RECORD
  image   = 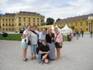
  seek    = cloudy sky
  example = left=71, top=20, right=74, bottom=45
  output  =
left=0, top=0, right=93, bottom=19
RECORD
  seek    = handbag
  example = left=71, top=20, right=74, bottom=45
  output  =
left=27, top=40, right=31, bottom=45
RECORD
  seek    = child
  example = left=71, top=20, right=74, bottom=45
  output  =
left=37, top=40, right=50, bottom=64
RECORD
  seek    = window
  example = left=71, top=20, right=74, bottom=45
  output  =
left=41, top=19, right=44, bottom=23
left=9, top=28, right=11, bottom=31
left=86, top=28, right=88, bottom=31
left=6, top=28, right=7, bottom=31
left=12, top=19, right=14, bottom=21
left=33, top=18, right=35, bottom=22
left=3, top=19, right=4, bottom=21
left=19, top=17, right=21, bottom=21
left=33, top=23, right=35, bottom=26
left=75, top=23, right=77, bottom=26
left=3, top=24, right=4, bottom=26
left=9, top=19, right=10, bottom=22
left=12, top=24, right=14, bottom=26
left=28, top=17, right=30, bottom=22
left=3, top=28, right=5, bottom=31
left=6, top=19, right=7, bottom=21
left=80, top=22, right=82, bottom=26
left=37, top=18, right=39, bottom=22
left=19, top=23, right=21, bottom=26
left=12, top=28, right=14, bottom=31
left=28, top=23, right=30, bottom=25
left=24, top=17, right=26, bottom=22
left=86, top=23, right=88, bottom=26
left=9, top=24, right=11, bottom=26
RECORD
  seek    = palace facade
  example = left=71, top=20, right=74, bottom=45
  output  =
left=55, top=14, right=93, bottom=32
left=0, top=11, right=44, bottom=32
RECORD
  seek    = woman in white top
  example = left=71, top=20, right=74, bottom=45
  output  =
left=21, top=26, right=31, bottom=61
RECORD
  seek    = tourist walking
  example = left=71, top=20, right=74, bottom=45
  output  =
left=76, top=30, right=80, bottom=40
left=80, top=29, right=84, bottom=38
left=90, top=31, right=93, bottom=38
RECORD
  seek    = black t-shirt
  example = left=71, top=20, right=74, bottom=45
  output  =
left=37, top=44, right=49, bottom=54
left=46, top=33, right=55, bottom=43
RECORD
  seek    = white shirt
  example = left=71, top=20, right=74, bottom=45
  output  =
left=41, top=32, right=46, bottom=40
left=36, top=31, right=42, bottom=40
left=22, top=29, right=30, bottom=43
left=30, top=31, right=38, bottom=45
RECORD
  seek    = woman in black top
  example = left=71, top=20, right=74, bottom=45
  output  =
left=45, top=28, right=56, bottom=60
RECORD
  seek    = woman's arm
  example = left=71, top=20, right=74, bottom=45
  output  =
left=42, top=53, right=48, bottom=60
left=39, top=51, right=49, bottom=54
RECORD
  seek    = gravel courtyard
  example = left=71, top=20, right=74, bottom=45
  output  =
left=0, top=34, right=93, bottom=70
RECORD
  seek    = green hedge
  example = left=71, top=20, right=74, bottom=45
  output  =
left=0, top=34, right=21, bottom=41
left=0, top=34, right=71, bottom=41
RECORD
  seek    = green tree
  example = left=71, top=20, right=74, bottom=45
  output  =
left=56, top=18, right=61, bottom=22
left=46, top=17, right=54, bottom=25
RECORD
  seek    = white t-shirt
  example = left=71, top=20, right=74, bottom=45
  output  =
left=41, top=32, right=46, bottom=40
left=36, top=31, right=42, bottom=40
left=30, top=31, right=38, bottom=45
left=22, top=29, right=30, bottom=43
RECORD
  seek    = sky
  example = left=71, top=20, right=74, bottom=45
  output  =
left=0, top=0, right=93, bottom=19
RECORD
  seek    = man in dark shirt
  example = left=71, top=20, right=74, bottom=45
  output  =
left=37, top=41, right=50, bottom=64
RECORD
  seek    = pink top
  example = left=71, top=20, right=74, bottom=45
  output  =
left=55, top=32, right=63, bottom=43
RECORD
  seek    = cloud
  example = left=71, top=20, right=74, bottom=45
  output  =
left=0, top=0, right=7, bottom=5
left=0, top=0, right=93, bottom=19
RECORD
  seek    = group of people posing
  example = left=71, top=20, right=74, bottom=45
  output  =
left=21, top=25, right=63, bottom=64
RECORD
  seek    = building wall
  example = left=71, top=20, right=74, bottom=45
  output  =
left=56, top=18, right=93, bottom=32
left=0, top=12, right=44, bottom=32
left=0, top=15, right=15, bottom=32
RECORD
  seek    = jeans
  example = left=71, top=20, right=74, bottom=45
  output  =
left=31, top=44, right=37, bottom=54
left=37, top=53, right=42, bottom=63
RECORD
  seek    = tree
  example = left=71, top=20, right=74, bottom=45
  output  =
left=56, top=18, right=61, bottom=22
left=46, top=17, right=54, bottom=25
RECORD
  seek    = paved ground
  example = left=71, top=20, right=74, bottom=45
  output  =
left=0, top=34, right=93, bottom=70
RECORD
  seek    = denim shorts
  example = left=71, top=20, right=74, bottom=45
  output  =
left=21, top=41, right=28, bottom=48
left=31, top=44, right=37, bottom=54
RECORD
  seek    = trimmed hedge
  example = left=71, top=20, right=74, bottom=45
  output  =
left=0, top=34, right=21, bottom=41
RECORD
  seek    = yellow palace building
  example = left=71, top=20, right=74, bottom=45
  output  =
left=55, top=14, right=93, bottom=32
left=0, top=11, right=44, bottom=32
